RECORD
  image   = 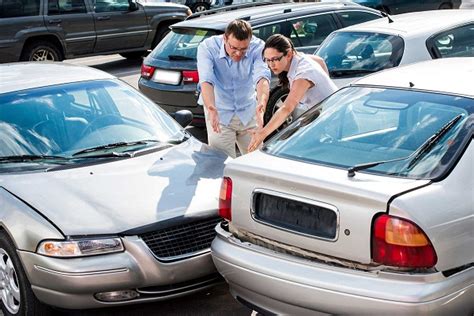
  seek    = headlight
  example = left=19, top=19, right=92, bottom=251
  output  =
left=37, top=238, right=124, bottom=257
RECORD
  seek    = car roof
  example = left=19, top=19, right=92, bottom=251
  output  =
left=352, top=57, right=474, bottom=97
left=175, top=1, right=379, bottom=30
left=338, top=10, right=473, bottom=38
left=0, top=62, right=115, bottom=94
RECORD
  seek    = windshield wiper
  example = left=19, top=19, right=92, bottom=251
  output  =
left=329, top=69, right=377, bottom=78
left=0, top=155, right=70, bottom=163
left=72, top=140, right=163, bottom=158
left=166, top=133, right=190, bottom=145
left=168, top=55, right=194, bottom=61
left=347, top=114, right=463, bottom=177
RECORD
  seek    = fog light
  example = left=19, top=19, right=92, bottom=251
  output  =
left=95, top=290, right=139, bottom=302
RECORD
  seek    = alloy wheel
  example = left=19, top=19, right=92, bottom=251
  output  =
left=0, top=248, right=20, bottom=314
left=195, top=4, right=207, bottom=12
left=31, top=49, right=57, bottom=61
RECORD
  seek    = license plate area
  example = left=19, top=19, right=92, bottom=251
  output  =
left=251, top=190, right=339, bottom=241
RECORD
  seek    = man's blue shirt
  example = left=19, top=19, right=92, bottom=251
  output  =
left=197, top=35, right=271, bottom=126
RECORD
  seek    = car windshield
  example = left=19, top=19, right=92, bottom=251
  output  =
left=150, top=27, right=221, bottom=61
left=0, top=79, right=185, bottom=161
left=263, top=87, right=473, bottom=179
left=316, top=32, right=404, bottom=78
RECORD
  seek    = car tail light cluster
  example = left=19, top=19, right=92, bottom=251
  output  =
left=140, top=63, right=199, bottom=84
left=372, top=214, right=437, bottom=268
left=218, top=177, right=232, bottom=221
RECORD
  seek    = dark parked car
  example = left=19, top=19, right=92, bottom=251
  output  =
left=351, top=0, right=461, bottom=14
left=138, top=2, right=383, bottom=126
left=0, top=0, right=191, bottom=63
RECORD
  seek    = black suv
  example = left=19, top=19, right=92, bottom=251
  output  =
left=0, top=0, right=191, bottom=62
left=138, top=2, right=382, bottom=126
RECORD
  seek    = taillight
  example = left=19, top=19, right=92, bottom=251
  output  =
left=141, top=64, right=155, bottom=80
left=372, top=214, right=437, bottom=268
left=182, top=70, right=199, bottom=83
left=218, top=177, right=232, bottom=221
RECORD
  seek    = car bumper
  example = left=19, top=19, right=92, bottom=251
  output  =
left=212, top=224, right=474, bottom=315
left=19, top=236, right=219, bottom=309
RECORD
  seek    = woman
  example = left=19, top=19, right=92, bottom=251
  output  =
left=248, top=34, right=337, bottom=152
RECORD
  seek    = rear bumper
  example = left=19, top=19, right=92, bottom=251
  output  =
left=20, top=236, right=219, bottom=309
left=212, top=225, right=474, bottom=315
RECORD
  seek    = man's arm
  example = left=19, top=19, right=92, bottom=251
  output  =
left=255, top=78, right=270, bottom=128
left=200, top=82, right=220, bottom=133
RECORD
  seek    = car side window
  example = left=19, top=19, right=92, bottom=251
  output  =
left=0, top=0, right=40, bottom=18
left=336, top=11, right=381, bottom=28
left=94, top=0, right=129, bottom=13
left=288, top=14, right=338, bottom=48
left=253, top=21, right=293, bottom=42
left=48, top=0, right=87, bottom=14
left=430, top=23, right=474, bottom=58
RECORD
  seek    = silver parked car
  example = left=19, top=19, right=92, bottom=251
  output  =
left=0, top=62, right=227, bottom=315
left=212, top=58, right=474, bottom=315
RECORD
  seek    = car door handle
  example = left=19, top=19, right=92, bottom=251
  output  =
left=48, top=19, right=62, bottom=24
left=96, top=16, right=111, bottom=21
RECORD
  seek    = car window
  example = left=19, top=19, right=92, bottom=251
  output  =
left=264, top=87, right=473, bottom=179
left=94, top=0, right=129, bottom=12
left=288, top=14, right=338, bottom=48
left=336, top=10, right=381, bottom=28
left=253, top=21, right=293, bottom=43
left=429, top=23, right=474, bottom=58
left=0, top=0, right=40, bottom=18
left=48, top=0, right=87, bottom=14
left=150, top=28, right=221, bottom=61
left=317, top=32, right=404, bottom=77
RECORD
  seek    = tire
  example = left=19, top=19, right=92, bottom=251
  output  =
left=119, top=51, right=145, bottom=59
left=377, top=5, right=390, bottom=14
left=0, top=232, right=51, bottom=316
left=191, top=2, right=210, bottom=12
left=438, top=2, right=452, bottom=9
left=20, top=41, right=62, bottom=62
left=151, top=26, right=171, bottom=49
left=264, top=86, right=291, bottom=135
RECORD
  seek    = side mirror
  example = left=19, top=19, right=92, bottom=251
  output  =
left=172, top=110, right=193, bottom=128
left=128, top=0, right=138, bottom=11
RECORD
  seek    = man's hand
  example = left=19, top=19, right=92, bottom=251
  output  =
left=256, top=102, right=265, bottom=128
left=207, top=105, right=221, bottom=133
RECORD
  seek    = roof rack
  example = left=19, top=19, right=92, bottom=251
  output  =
left=186, top=1, right=275, bottom=20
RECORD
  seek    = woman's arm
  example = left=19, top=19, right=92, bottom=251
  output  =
left=248, top=78, right=312, bottom=152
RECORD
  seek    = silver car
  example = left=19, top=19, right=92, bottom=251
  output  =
left=0, top=63, right=227, bottom=315
left=211, top=58, right=474, bottom=315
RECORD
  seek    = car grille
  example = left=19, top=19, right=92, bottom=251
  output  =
left=140, top=217, right=221, bottom=261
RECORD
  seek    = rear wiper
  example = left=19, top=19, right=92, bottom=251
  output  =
left=347, top=114, right=463, bottom=177
left=329, top=69, right=377, bottom=78
left=0, top=155, right=70, bottom=163
left=72, top=140, right=163, bottom=157
left=168, top=55, right=194, bottom=61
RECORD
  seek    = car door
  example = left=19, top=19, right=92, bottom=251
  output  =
left=286, top=13, right=339, bottom=54
left=91, top=0, right=148, bottom=52
left=45, top=0, right=95, bottom=55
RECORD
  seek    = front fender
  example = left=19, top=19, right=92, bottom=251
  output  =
left=0, top=187, right=64, bottom=252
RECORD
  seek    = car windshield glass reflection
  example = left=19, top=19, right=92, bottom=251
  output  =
left=264, top=87, right=473, bottom=179
left=0, top=79, right=185, bottom=163
left=317, top=32, right=404, bottom=77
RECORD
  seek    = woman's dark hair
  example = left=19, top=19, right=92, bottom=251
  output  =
left=263, top=34, right=296, bottom=88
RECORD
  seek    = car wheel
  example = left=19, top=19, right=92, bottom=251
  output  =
left=264, top=86, right=291, bottom=134
left=0, top=232, right=51, bottom=316
left=119, top=52, right=145, bottom=60
left=438, top=2, right=452, bottom=9
left=152, top=26, right=171, bottom=49
left=20, top=41, right=62, bottom=62
left=192, top=2, right=209, bottom=12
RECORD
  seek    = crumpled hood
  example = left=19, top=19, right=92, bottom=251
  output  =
left=1, top=139, right=228, bottom=236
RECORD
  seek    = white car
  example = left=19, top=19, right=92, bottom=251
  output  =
left=316, top=9, right=474, bottom=88
left=211, top=58, right=474, bottom=315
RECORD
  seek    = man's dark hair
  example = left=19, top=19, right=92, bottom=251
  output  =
left=225, top=19, right=252, bottom=41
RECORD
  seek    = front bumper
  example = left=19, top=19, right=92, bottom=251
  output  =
left=19, top=236, right=219, bottom=309
left=212, top=225, right=474, bottom=315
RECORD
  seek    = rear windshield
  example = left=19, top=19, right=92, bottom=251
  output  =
left=317, top=32, right=404, bottom=78
left=150, top=28, right=221, bottom=61
left=263, top=87, right=473, bottom=180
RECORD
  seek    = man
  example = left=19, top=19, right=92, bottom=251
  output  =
left=197, top=19, right=271, bottom=158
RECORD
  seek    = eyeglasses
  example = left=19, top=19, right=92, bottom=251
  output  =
left=226, top=41, right=249, bottom=53
left=263, top=54, right=286, bottom=64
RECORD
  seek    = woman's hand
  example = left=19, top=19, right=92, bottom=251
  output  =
left=248, top=128, right=266, bottom=152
